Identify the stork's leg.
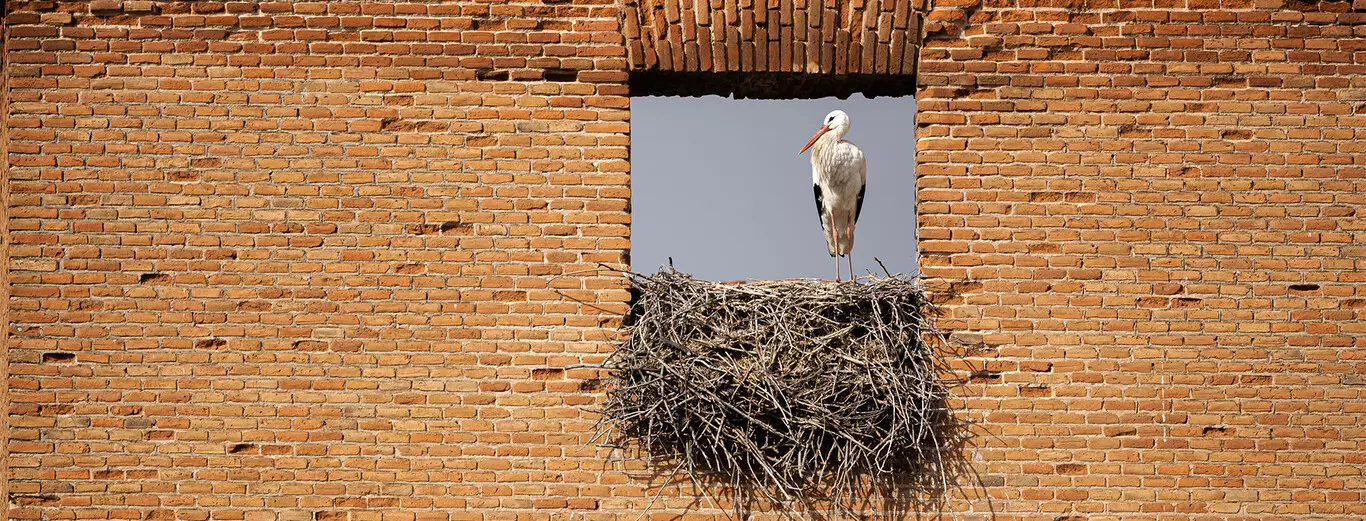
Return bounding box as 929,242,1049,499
844,218,855,281
829,213,841,282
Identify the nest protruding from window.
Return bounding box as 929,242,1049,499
599,269,969,519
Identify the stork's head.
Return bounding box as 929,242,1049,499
799,110,851,154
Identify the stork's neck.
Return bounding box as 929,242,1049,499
812,125,846,154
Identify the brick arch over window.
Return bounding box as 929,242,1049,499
623,0,928,98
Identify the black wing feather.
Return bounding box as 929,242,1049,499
813,184,825,222
814,184,835,257
853,183,867,223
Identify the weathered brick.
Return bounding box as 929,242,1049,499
88,0,122,13
124,1,155,12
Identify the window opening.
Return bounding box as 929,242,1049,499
630,94,918,281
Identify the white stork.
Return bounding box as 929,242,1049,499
799,109,867,282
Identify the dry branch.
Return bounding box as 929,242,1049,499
597,269,969,520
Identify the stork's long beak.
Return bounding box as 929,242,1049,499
799,125,831,154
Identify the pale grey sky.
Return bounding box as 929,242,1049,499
630,95,918,281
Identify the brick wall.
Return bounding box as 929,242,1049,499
2,1,636,520
3,1,1365,521
916,0,1366,519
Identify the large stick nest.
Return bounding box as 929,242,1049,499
598,269,969,520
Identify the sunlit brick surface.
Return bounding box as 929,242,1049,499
4,1,634,519
916,1,1366,519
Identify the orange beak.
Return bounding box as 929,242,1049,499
799,125,831,154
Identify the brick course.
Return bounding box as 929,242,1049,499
624,0,925,75
624,0,926,98
3,1,1366,521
